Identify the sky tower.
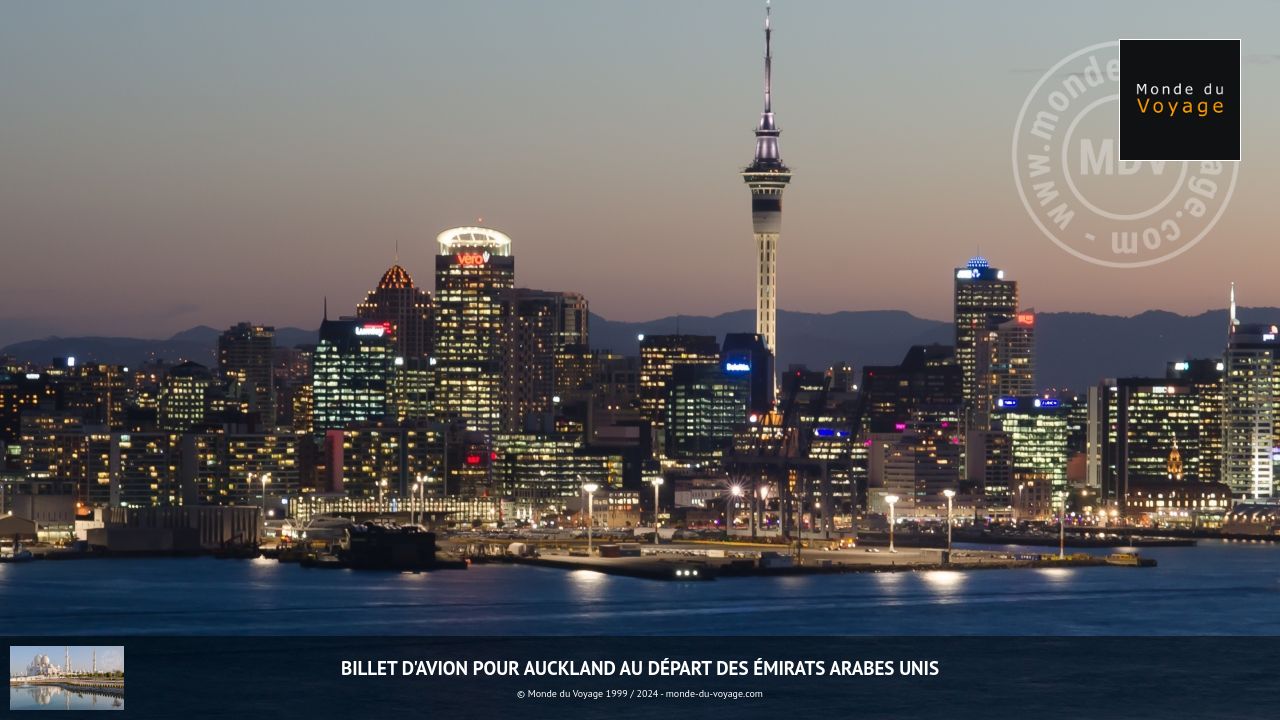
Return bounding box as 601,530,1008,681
743,0,790,359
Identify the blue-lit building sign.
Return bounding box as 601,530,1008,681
720,333,774,415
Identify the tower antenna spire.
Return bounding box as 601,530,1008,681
1230,282,1238,333
763,0,772,114
742,0,790,373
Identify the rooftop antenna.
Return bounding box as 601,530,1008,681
323,296,328,322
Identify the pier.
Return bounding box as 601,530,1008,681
450,538,1137,581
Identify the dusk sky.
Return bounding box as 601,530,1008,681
2,1,1278,344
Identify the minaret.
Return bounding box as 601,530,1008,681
742,0,791,361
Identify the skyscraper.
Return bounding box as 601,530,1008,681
356,263,433,361
508,289,589,433
434,226,515,435
1089,377,1203,512
311,318,394,433
638,334,720,451
1166,358,1225,484
994,396,1068,519
1222,286,1279,499
974,310,1036,428
217,322,277,428
665,364,749,462
742,2,791,358
954,256,1018,427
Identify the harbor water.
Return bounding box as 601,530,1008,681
2,540,1278,636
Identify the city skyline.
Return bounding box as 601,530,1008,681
2,1,1280,343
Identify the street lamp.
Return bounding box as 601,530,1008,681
943,489,956,561
582,482,599,555
257,472,271,523
1057,490,1066,560
885,494,899,553
729,484,743,536
414,475,425,526
650,477,663,546
759,485,770,534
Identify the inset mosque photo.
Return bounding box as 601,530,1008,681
8,646,124,711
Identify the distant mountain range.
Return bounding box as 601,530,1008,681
0,325,319,370
2,308,1268,392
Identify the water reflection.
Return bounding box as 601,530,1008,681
921,570,966,591
1035,567,1075,582
10,684,124,711
568,568,607,602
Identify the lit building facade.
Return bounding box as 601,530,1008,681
19,412,88,498
975,310,1036,429
186,430,303,506
1089,378,1203,512
157,361,212,431
434,226,515,435
638,334,720,449
1222,314,1279,499
508,289,589,433
109,432,184,508
994,396,1068,519
665,364,749,463
218,323,277,428
860,344,962,435
328,421,446,500
0,372,57,443
721,332,774,415
1167,358,1225,485
312,318,394,433
356,264,433,361
390,357,434,423
48,359,127,430
493,433,622,515
953,257,1018,429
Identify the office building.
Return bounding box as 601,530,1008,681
638,334,720,447
356,263,433,361
312,318,395,433
434,226,515,435
974,310,1036,429
954,256,1018,426
721,332,774,415
665,364,749,462
994,396,1068,519
158,361,212,431
1222,289,1279,499
218,323,277,428
1089,378,1202,512
508,289,589,433
1166,358,1225,485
